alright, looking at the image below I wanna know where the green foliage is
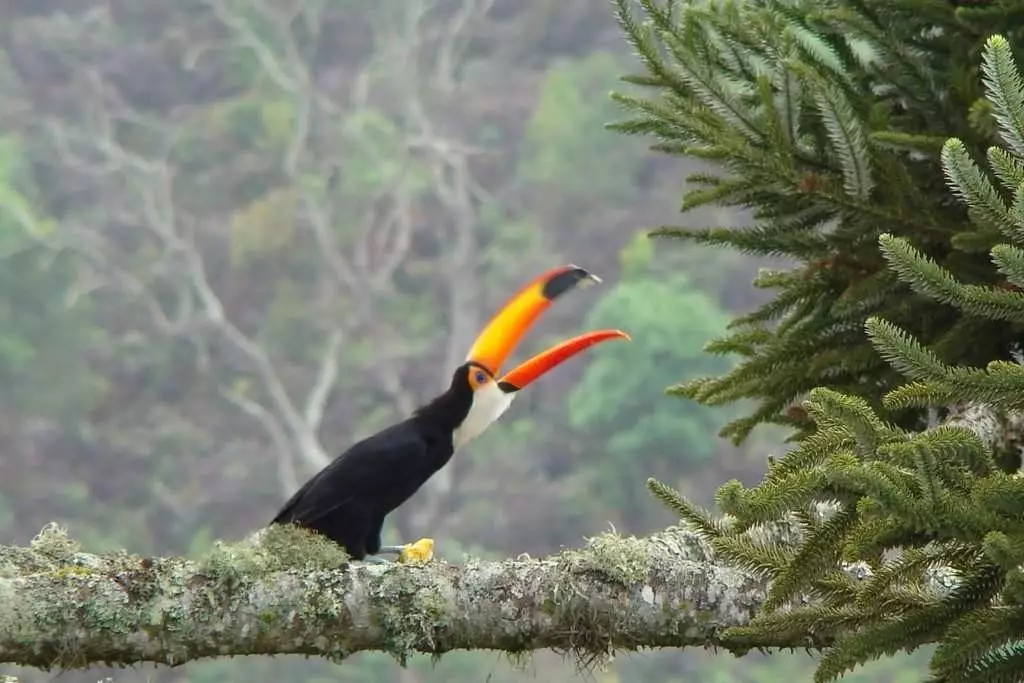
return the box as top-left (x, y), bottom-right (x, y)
top-left (0, 136), bottom-right (99, 419)
top-left (520, 51), bottom-right (648, 213)
top-left (647, 384), bottom-right (1021, 683)
top-left (643, 33), bottom-right (1024, 683)
top-left (573, 274), bottom-right (733, 462)
top-left (609, 0), bottom-right (1024, 444)
top-left (568, 273), bottom-right (732, 512)
top-left (866, 35), bottom-right (1024, 428)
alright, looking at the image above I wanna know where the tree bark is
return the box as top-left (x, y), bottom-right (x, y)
top-left (0, 521), bottom-right (777, 671)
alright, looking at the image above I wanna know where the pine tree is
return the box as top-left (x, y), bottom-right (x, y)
top-left (611, 0), bottom-right (1024, 680)
top-left (610, 0), bottom-right (1024, 444)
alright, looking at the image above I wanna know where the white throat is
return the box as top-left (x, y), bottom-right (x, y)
top-left (452, 383), bottom-right (515, 451)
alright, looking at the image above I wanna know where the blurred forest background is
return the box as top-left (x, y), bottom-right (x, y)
top-left (0, 0), bottom-right (927, 681)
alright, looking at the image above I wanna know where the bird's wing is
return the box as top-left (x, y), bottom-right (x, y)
top-left (270, 421), bottom-right (429, 527)
top-left (271, 465), bottom-right (340, 526)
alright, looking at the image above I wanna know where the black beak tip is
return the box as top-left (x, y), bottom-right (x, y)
top-left (542, 265), bottom-right (600, 300)
top-left (497, 380), bottom-right (521, 393)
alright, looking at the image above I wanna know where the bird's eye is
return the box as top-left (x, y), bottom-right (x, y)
top-left (475, 371), bottom-right (487, 385)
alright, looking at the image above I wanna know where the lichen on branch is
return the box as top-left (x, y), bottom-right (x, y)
top-left (0, 522), bottom-right (776, 671)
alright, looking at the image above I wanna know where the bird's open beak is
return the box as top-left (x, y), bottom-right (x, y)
top-left (496, 329), bottom-right (630, 392)
top-left (465, 264), bottom-right (600, 376)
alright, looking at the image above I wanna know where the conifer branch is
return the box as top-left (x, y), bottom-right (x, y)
top-left (646, 385), bottom-right (1024, 681)
top-left (878, 233), bottom-right (1024, 322)
top-left (941, 138), bottom-right (1018, 239)
top-left (610, 0), bottom-right (1006, 443)
top-left (810, 77), bottom-right (874, 199)
top-left (986, 146), bottom-right (1024, 191)
top-left (991, 244), bottom-right (1024, 289)
top-left (980, 34), bottom-right (1024, 161)
top-left (772, 61), bottom-right (803, 144)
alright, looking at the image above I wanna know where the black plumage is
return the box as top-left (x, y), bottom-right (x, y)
top-left (271, 364), bottom-right (475, 560)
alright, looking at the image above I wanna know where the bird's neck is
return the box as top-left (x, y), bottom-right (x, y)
top-left (412, 390), bottom-right (471, 435)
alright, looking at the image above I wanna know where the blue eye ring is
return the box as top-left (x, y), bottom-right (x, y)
top-left (475, 370), bottom-right (487, 384)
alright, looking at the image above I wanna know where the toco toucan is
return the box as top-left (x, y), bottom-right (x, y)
top-left (270, 264), bottom-right (628, 562)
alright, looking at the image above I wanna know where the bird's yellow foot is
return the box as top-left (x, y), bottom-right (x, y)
top-left (375, 538), bottom-right (434, 564)
top-left (398, 538), bottom-right (434, 564)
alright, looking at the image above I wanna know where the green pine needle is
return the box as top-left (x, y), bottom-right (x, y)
top-left (980, 35), bottom-right (1024, 161)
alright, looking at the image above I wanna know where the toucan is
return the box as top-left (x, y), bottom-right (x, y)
top-left (270, 264), bottom-right (629, 562)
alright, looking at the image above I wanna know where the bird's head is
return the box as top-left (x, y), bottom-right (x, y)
top-left (443, 264), bottom-right (629, 450)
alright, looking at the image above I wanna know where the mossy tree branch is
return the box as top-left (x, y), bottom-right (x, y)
top-left (1, 522), bottom-right (780, 671)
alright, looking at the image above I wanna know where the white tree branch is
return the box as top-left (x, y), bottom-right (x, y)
top-left (206, 0), bottom-right (305, 94)
top-left (220, 386), bottom-right (301, 495)
top-left (303, 329), bottom-right (344, 434)
top-left (46, 92), bottom-right (337, 471)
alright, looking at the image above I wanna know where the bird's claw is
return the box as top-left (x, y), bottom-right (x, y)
top-left (368, 538), bottom-right (435, 565)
